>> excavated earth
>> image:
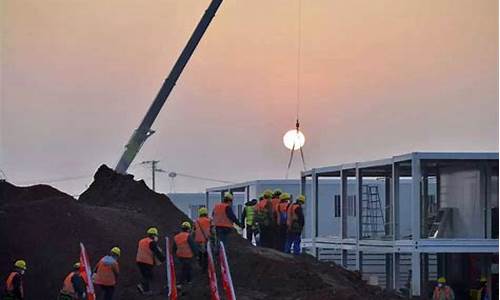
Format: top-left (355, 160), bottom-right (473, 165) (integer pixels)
top-left (0, 165), bottom-right (401, 300)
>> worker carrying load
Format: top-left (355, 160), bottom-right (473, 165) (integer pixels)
top-left (58, 262), bottom-right (86, 300)
top-left (93, 247), bottom-right (120, 300)
top-left (194, 207), bottom-right (213, 272)
top-left (432, 277), bottom-right (455, 300)
top-left (136, 227), bottom-right (166, 295)
top-left (2, 260), bottom-right (26, 300)
top-left (212, 192), bottom-right (243, 246)
top-left (285, 194), bottom-right (305, 254)
top-left (240, 198), bottom-right (258, 243)
top-left (173, 222), bottom-right (199, 288)
top-left (276, 192), bottom-right (291, 252)
top-left (255, 189), bottom-right (274, 248)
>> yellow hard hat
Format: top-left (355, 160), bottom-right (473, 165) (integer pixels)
top-left (198, 207), bottom-right (208, 216)
top-left (279, 192), bottom-right (291, 200)
top-left (263, 189), bottom-right (273, 198)
top-left (14, 260), bottom-right (27, 270)
top-left (297, 195), bottom-right (306, 203)
top-left (111, 247), bottom-right (121, 257)
top-left (480, 276), bottom-right (487, 282)
top-left (182, 221), bottom-right (192, 229)
top-left (273, 189), bottom-right (283, 197)
top-left (224, 192), bottom-right (233, 201)
top-left (437, 277), bottom-right (446, 284)
top-left (147, 227), bottom-right (159, 236)
top-left (73, 262), bottom-right (81, 269)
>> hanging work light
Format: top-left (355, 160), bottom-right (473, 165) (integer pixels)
top-left (283, 129), bottom-right (305, 150)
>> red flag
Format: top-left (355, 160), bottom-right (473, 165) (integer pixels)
top-left (207, 241), bottom-right (221, 300)
top-left (79, 242), bottom-right (96, 300)
top-left (166, 237), bottom-right (178, 300)
top-left (218, 241), bottom-right (236, 300)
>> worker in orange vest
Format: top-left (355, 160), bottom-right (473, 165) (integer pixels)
top-left (93, 247), bottom-right (120, 300)
top-left (2, 260), bottom-right (26, 300)
top-left (212, 192), bottom-right (242, 246)
top-left (136, 227), bottom-right (166, 295)
top-left (173, 222), bottom-right (198, 287)
top-left (255, 189), bottom-right (274, 248)
top-left (270, 189), bottom-right (282, 250)
top-left (432, 277), bottom-right (455, 300)
top-left (58, 262), bottom-right (86, 300)
top-left (275, 192), bottom-right (291, 252)
top-left (194, 207), bottom-right (213, 272)
top-left (285, 195), bottom-right (305, 254)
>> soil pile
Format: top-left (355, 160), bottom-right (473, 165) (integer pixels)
top-left (0, 165), bottom-right (401, 300)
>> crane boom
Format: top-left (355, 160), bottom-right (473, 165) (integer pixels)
top-left (115, 0), bottom-right (223, 174)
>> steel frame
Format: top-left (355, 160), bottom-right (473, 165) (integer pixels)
top-left (300, 152), bottom-right (499, 297)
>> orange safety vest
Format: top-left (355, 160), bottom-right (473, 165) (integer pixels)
top-left (271, 198), bottom-right (280, 213)
top-left (61, 272), bottom-right (76, 295)
top-left (5, 272), bottom-right (23, 298)
top-left (93, 257), bottom-right (119, 286)
top-left (256, 199), bottom-right (268, 212)
top-left (213, 203), bottom-right (233, 228)
top-left (174, 232), bottom-right (194, 258)
top-left (287, 203), bottom-right (300, 228)
top-left (194, 216), bottom-right (212, 244)
top-left (276, 202), bottom-right (289, 225)
top-left (136, 237), bottom-right (154, 265)
top-left (433, 286), bottom-right (452, 300)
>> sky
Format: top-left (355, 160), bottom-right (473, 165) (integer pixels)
top-left (1, 0), bottom-right (498, 196)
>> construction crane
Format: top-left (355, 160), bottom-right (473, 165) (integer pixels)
top-left (115, 0), bottom-right (223, 174)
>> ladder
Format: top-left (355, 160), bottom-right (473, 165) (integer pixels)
top-left (361, 185), bottom-right (385, 238)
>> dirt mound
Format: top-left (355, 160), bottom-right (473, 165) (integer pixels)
top-left (0, 165), bottom-right (401, 300)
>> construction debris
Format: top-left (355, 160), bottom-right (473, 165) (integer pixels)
top-left (0, 165), bottom-right (401, 299)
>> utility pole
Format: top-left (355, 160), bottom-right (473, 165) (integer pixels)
top-left (141, 160), bottom-right (165, 192)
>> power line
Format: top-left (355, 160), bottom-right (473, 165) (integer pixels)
top-left (167, 171), bottom-right (234, 184)
top-left (140, 160), bottom-right (164, 191)
top-left (13, 162), bottom-right (145, 186)
top-left (17, 174), bottom-right (93, 185)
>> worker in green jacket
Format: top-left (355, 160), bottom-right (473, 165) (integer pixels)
top-left (240, 199), bottom-right (258, 243)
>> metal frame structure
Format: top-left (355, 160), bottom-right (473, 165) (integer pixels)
top-left (300, 152), bottom-right (499, 298)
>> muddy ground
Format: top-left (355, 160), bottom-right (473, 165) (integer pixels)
top-left (0, 165), bottom-right (401, 300)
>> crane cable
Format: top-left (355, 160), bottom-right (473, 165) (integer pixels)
top-left (286, 0), bottom-right (307, 179)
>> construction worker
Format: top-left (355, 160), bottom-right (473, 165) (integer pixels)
top-left (193, 207), bottom-right (213, 272)
top-left (93, 247), bottom-right (120, 300)
top-left (240, 199), bottom-right (258, 243)
top-left (173, 222), bottom-right (198, 287)
top-left (479, 277), bottom-right (489, 300)
top-left (212, 192), bottom-right (242, 246)
top-left (276, 192), bottom-right (291, 252)
top-left (58, 262), bottom-right (86, 300)
top-left (255, 189), bottom-right (274, 248)
top-left (2, 260), bottom-right (26, 300)
top-left (285, 195), bottom-right (305, 254)
top-left (432, 277), bottom-right (455, 300)
top-left (136, 227), bottom-right (166, 295)
top-left (270, 189), bottom-right (282, 250)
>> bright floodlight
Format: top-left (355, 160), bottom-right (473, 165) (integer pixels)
top-left (283, 129), bottom-right (305, 150)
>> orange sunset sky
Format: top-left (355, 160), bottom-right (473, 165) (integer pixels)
top-left (1, 0), bottom-right (498, 195)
